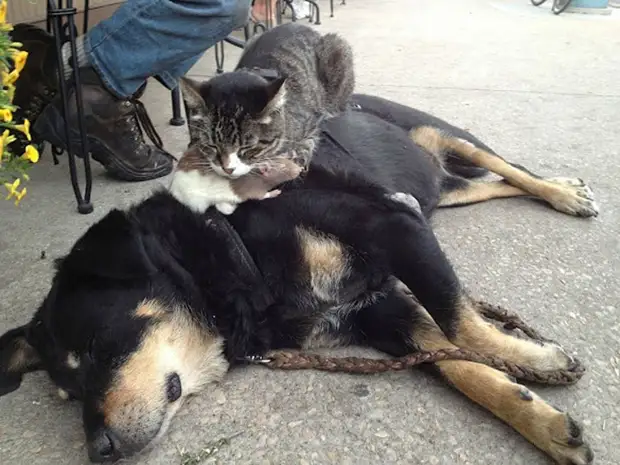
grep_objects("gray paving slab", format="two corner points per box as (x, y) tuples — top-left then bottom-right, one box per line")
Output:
(1, 1), (619, 464)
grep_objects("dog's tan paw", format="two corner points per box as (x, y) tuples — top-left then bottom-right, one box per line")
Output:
(532, 342), (578, 372)
(547, 413), (594, 465)
(545, 177), (599, 218)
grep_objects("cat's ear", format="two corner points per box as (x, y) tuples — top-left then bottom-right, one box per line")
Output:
(179, 77), (208, 119)
(258, 77), (287, 124)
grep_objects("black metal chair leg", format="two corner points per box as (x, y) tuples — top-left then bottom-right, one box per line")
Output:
(214, 40), (225, 74)
(47, 0), (94, 214)
(330, 0), (334, 17)
(169, 87), (185, 126)
(306, 0), (321, 24)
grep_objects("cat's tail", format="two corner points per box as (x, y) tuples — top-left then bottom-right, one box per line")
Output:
(315, 33), (355, 115)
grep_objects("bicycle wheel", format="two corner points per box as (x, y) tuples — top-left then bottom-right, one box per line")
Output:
(531, 0), (548, 6)
(552, 0), (572, 14)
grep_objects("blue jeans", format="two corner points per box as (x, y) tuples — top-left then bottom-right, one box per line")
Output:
(84, 0), (252, 98)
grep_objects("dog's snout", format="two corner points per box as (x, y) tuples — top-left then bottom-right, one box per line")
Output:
(88, 428), (120, 463)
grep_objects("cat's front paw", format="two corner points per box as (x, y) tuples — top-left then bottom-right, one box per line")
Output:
(263, 189), (282, 199)
(215, 202), (238, 215)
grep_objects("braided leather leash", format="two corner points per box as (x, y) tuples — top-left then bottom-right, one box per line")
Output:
(246, 299), (585, 386)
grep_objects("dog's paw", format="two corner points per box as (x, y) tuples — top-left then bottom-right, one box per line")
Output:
(541, 342), (579, 371)
(388, 192), (422, 214)
(544, 177), (599, 218)
(516, 341), (578, 372)
(547, 413), (594, 465)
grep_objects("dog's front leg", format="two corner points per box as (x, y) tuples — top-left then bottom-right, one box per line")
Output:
(356, 290), (593, 465)
(410, 303), (593, 465)
(372, 208), (576, 373)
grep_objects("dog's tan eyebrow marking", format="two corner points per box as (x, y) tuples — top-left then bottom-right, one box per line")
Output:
(134, 299), (167, 318)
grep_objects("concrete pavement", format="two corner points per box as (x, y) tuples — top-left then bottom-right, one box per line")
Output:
(1, 1), (619, 464)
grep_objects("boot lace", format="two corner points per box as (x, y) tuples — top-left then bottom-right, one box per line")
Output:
(123, 98), (177, 161)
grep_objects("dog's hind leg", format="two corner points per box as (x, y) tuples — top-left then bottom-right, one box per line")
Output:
(410, 126), (599, 217)
(438, 175), (529, 208)
(354, 289), (593, 465)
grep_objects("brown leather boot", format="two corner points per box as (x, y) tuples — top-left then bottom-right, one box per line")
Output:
(13, 24), (173, 181)
(33, 67), (174, 181)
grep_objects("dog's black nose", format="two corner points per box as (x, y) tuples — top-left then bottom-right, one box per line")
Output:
(87, 428), (120, 463)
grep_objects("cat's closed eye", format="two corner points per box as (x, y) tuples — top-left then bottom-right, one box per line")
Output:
(197, 143), (217, 157)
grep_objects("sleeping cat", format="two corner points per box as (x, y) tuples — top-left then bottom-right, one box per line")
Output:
(168, 22), (355, 214)
(169, 145), (302, 214)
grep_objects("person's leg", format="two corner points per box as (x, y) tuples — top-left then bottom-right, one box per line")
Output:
(84, 0), (251, 98)
(251, 0), (278, 23)
(19, 0), (252, 181)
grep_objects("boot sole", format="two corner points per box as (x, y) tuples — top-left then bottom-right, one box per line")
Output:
(34, 104), (173, 182)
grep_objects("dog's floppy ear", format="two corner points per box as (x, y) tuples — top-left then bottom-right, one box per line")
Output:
(61, 209), (157, 280)
(0, 325), (42, 396)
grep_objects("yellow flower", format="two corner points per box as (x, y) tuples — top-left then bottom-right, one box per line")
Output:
(13, 119), (31, 141)
(22, 173), (30, 181)
(0, 0), (7, 24)
(11, 51), (28, 74)
(0, 108), (12, 122)
(0, 129), (16, 153)
(4, 177), (20, 200)
(21, 144), (39, 163)
(14, 187), (27, 206)
(1, 69), (19, 86)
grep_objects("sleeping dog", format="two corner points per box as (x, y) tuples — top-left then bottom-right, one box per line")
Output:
(0, 90), (596, 464)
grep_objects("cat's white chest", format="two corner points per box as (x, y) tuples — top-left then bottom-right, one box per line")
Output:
(169, 170), (241, 214)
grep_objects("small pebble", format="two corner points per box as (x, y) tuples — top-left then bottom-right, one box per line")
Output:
(215, 391), (226, 405)
(352, 383), (370, 398)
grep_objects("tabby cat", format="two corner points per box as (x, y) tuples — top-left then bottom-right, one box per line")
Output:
(169, 22), (355, 214)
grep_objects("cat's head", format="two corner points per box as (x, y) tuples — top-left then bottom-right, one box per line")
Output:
(179, 71), (287, 179)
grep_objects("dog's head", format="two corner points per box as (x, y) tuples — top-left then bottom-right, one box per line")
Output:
(0, 208), (228, 462)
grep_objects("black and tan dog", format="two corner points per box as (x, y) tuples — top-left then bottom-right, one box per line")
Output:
(0, 27), (598, 465)
(0, 91), (596, 464)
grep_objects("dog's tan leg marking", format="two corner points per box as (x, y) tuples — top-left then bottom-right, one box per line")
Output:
(451, 296), (575, 372)
(411, 127), (599, 217)
(438, 180), (528, 207)
(410, 305), (593, 465)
